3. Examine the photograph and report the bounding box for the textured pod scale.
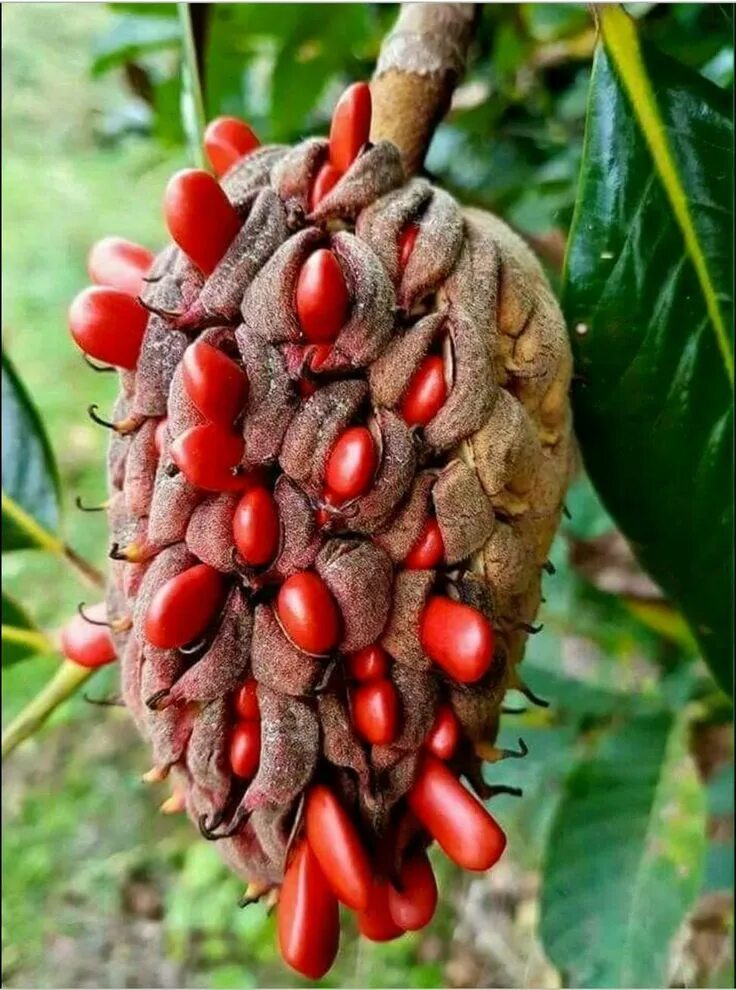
[101,115,572,966]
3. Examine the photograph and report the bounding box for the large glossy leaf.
[1,351,61,553]
[2,593,51,667]
[564,11,733,693]
[540,710,707,987]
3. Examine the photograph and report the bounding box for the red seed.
[324,426,377,502]
[232,486,280,567]
[305,785,373,910]
[229,720,261,779]
[398,223,419,270]
[297,377,317,399]
[309,162,342,211]
[329,81,372,172]
[425,704,461,761]
[357,880,404,942]
[276,571,341,655]
[182,339,249,426]
[295,249,349,343]
[404,517,445,570]
[144,563,226,649]
[388,850,438,931]
[400,354,447,427]
[163,168,241,276]
[408,753,507,871]
[87,236,154,297]
[154,418,168,456]
[68,286,148,370]
[204,116,260,177]
[420,595,494,683]
[346,644,390,682]
[309,343,333,371]
[60,603,116,669]
[170,423,249,492]
[233,678,260,721]
[352,679,399,745]
[278,840,340,980]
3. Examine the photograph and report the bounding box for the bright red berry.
[324,426,377,502]
[277,840,340,980]
[163,168,241,276]
[233,678,260,721]
[425,704,461,760]
[144,563,226,649]
[398,223,419,270]
[295,249,349,343]
[309,162,342,210]
[60,603,116,669]
[229,720,261,779]
[420,595,494,683]
[181,339,249,426]
[170,423,249,492]
[404,517,445,570]
[388,850,438,931]
[352,679,399,745]
[346,644,390,682]
[400,354,448,427]
[276,571,341,655]
[87,236,154,297]
[232,486,280,567]
[329,81,372,172]
[204,116,260,177]
[305,785,373,911]
[68,286,148,370]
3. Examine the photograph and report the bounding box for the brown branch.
[370,3,479,176]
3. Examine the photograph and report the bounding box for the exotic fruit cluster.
[68,82,573,978]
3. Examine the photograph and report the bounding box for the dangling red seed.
[68,286,148,370]
[233,678,260,721]
[309,344,332,371]
[154,417,168,456]
[232,486,280,567]
[163,168,241,276]
[60,603,116,669]
[351,679,399,745]
[170,423,249,492]
[425,703,461,761]
[278,840,340,980]
[324,426,377,502]
[404,517,445,570]
[276,571,341,655]
[182,339,249,426]
[309,162,342,211]
[144,563,226,649]
[204,116,260,177]
[398,223,419,270]
[314,489,339,528]
[295,249,349,343]
[87,236,154,297]
[346,644,390,683]
[329,81,372,173]
[408,753,507,871]
[420,595,494,683]
[357,880,404,942]
[229,720,261,779]
[388,850,438,931]
[305,785,373,911]
[400,354,448,428]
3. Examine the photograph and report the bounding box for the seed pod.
[182,339,249,425]
[420,596,494,683]
[404,518,444,570]
[295,249,350,343]
[400,354,447,427]
[351,680,400,745]
[357,880,404,942]
[229,721,261,779]
[324,426,377,502]
[170,423,249,492]
[233,486,280,567]
[87,237,154,297]
[346,644,390,682]
[424,704,461,760]
[60,603,117,668]
[305,784,372,910]
[68,287,148,370]
[276,571,341,654]
[234,679,260,721]
[388,850,438,931]
[408,753,506,871]
[277,840,340,980]
[163,169,241,275]
[204,116,260,177]
[144,562,226,649]
[329,81,372,172]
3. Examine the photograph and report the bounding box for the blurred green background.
[2,4,733,988]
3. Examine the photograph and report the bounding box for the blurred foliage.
[2,4,733,989]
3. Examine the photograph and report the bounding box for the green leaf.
[2,351,61,553]
[540,710,707,987]
[91,12,181,76]
[2,593,51,666]
[564,16,734,693]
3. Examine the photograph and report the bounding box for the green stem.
[1,660,93,758]
[178,2,207,169]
